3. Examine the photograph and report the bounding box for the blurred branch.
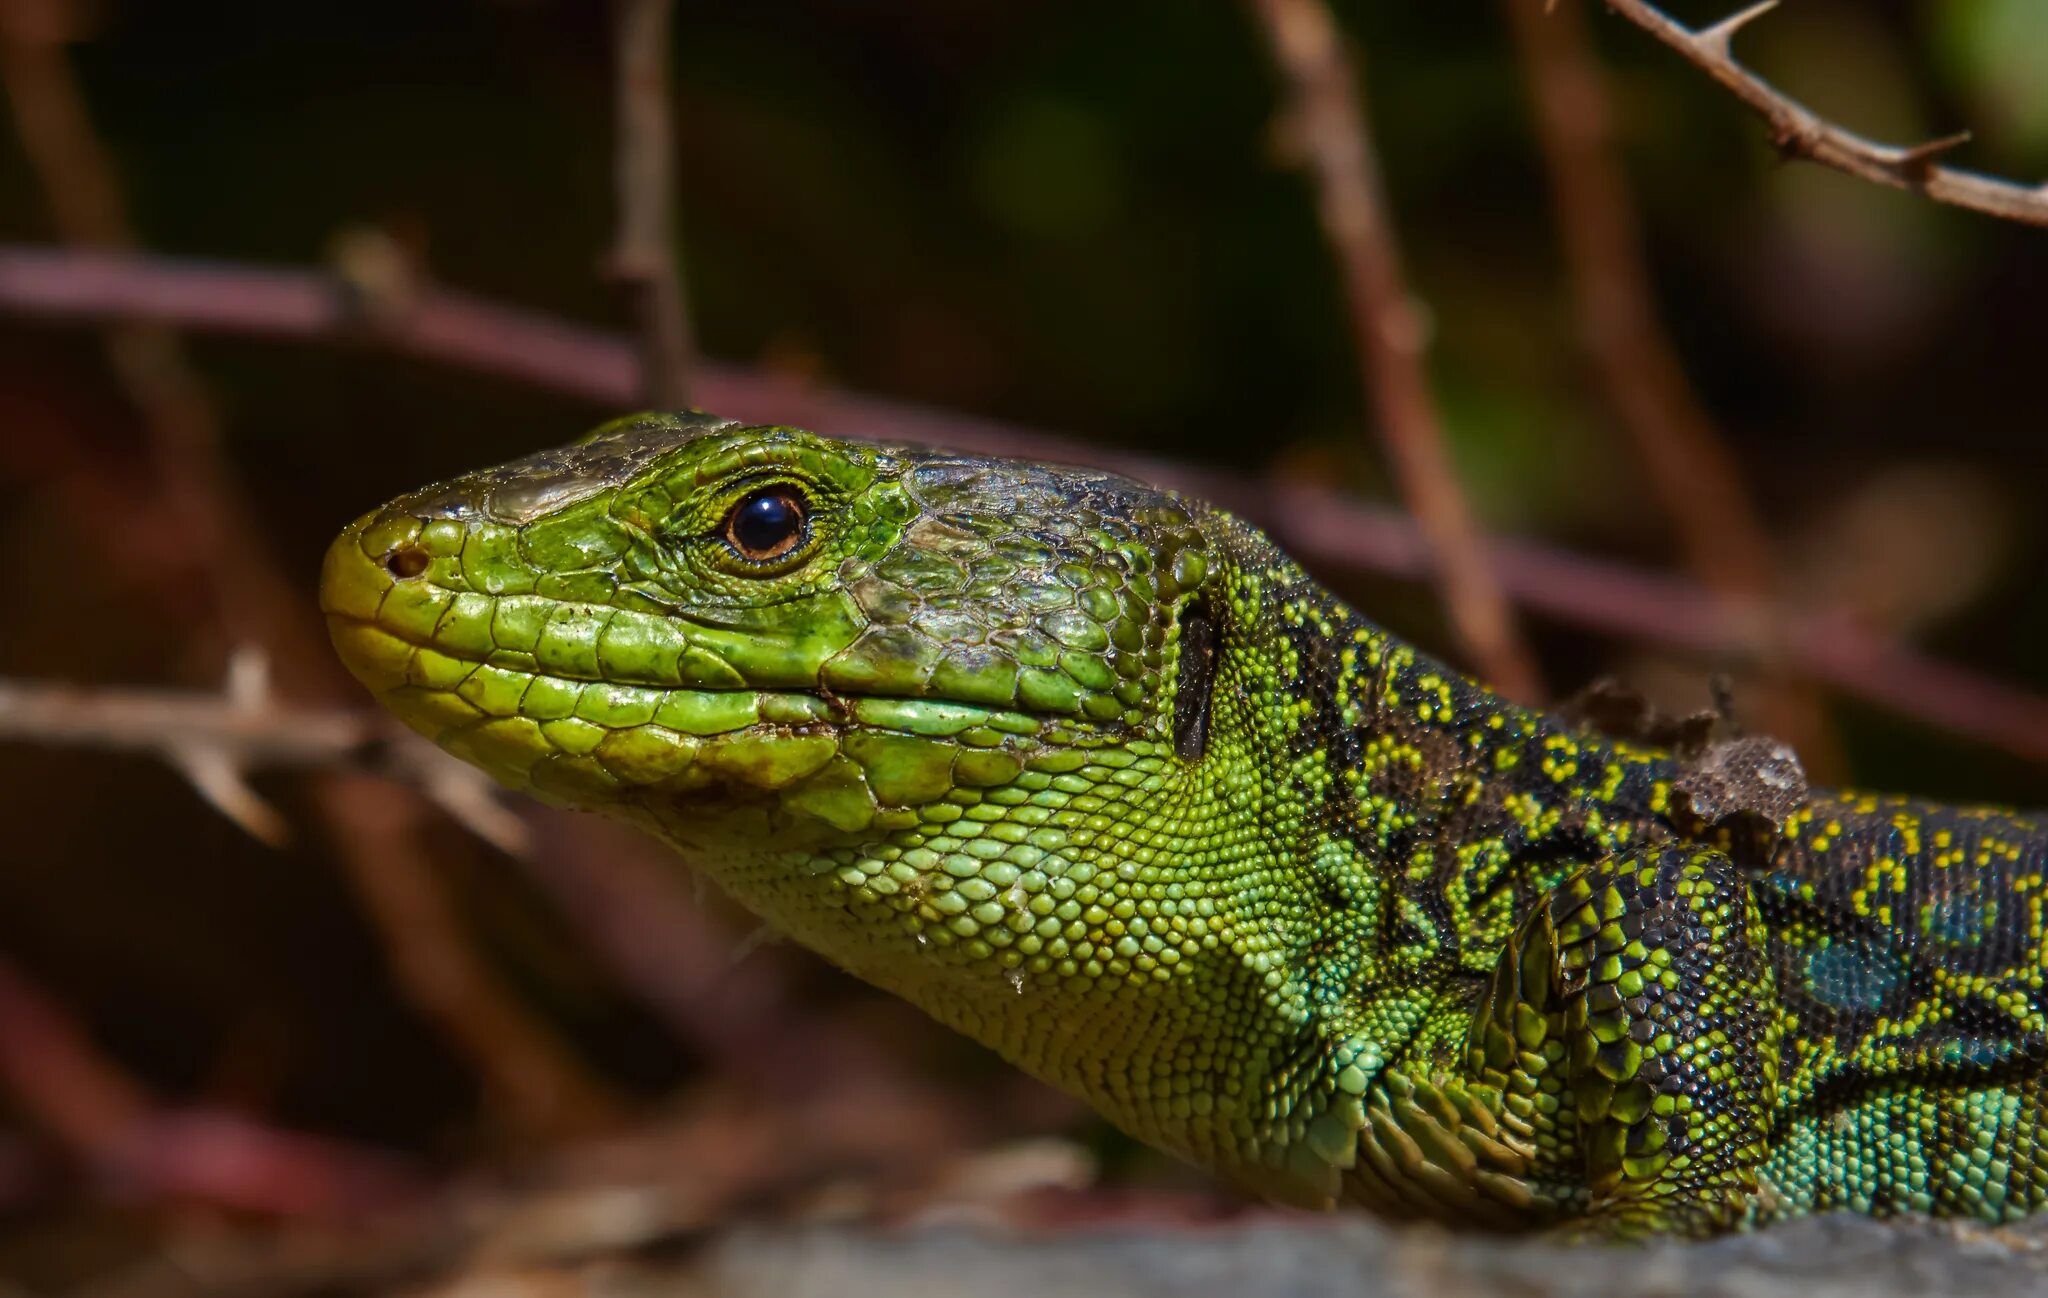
[0,953,422,1218]
[610,0,696,406]
[0,0,258,637]
[1243,0,1543,703]
[3,245,2048,765]
[1604,0,2048,229]
[0,656,527,854]
[0,15,623,1138]
[1505,0,1837,775]
[518,810,1039,1130]
[0,669,1073,1146]
[1509,0,1776,600]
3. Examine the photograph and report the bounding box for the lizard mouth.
[321,508,1126,830]
[329,612,1062,807]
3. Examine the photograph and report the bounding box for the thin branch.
[0,15,624,1138]
[2,246,2046,766]
[1604,0,2048,228]
[1243,0,1544,703]
[0,0,256,637]
[0,674,1070,1148]
[1508,0,1776,600]
[610,0,696,406]
[519,810,1029,1128]
[0,669,616,1138]
[0,659,527,855]
[1504,0,1838,774]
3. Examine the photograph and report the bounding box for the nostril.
[384,544,430,579]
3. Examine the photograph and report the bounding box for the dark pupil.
[732,491,802,555]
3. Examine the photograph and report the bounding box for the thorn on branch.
[1696,0,1779,57]
[1894,131,1974,181]
[1604,0,2048,228]
[171,742,290,846]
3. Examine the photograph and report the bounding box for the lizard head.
[324,412,1360,1193]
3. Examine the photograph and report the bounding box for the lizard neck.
[1217,544,1684,1060]
[1116,526,1689,1205]
[1361,634,1684,975]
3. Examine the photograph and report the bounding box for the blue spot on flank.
[1804,943,1903,1013]
[1919,894,1994,947]
[1938,1037,2012,1069]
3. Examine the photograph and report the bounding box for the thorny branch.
[611,0,697,406]
[1603,0,2048,229]
[1243,0,1544,704]
[2,245,2046,766]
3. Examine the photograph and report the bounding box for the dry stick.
[1603,0,2048,229]
[0,662,528,855]
[0,25,622,1139]
[0,2,252,642]
[0,675,1068,1147]
[3,247,2048,766]
[1244,0,1542,703]
[611,0,696,407]
[1504,0,1837,770]
[1508,0,1774,599]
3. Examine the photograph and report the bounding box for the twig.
[520,810,1008,1116]
[0,660,527,855]
[0,674,1073,1145]
[0,665,615,1137]
[1603,0,2048,229]
[1504,0,1837,773]
[0,19,623,1139]
[610,0,696,406]
[1508,0,1775,600]
[0,953,422,1218]
[2,246,2046,766]
[0,0,256,641]
[1244,0,1542,703]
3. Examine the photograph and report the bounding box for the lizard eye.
[721,486,809,564]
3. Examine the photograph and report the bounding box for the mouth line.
[346,638,1144,816]
[332,611,1134,747]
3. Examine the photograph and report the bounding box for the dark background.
[0,1,2043,1290]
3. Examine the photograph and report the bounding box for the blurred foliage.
[0,0,2044,1286]
[1934,0,2048,157]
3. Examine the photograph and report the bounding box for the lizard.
[321,411,2048,1239]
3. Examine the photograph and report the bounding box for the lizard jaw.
[320,505,1113,836]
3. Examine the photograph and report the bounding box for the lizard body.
[322,413,2048,1237]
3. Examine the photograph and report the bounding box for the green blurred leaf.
[1932,0,2048,156]
[969,95,1124,240]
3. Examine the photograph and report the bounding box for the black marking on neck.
[1173,598,1218,762]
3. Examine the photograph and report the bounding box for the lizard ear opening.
[1173,597,1217,762]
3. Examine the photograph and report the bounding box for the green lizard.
[322,412,2048,1239]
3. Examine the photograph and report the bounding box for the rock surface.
[559,1213,2048,1298]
